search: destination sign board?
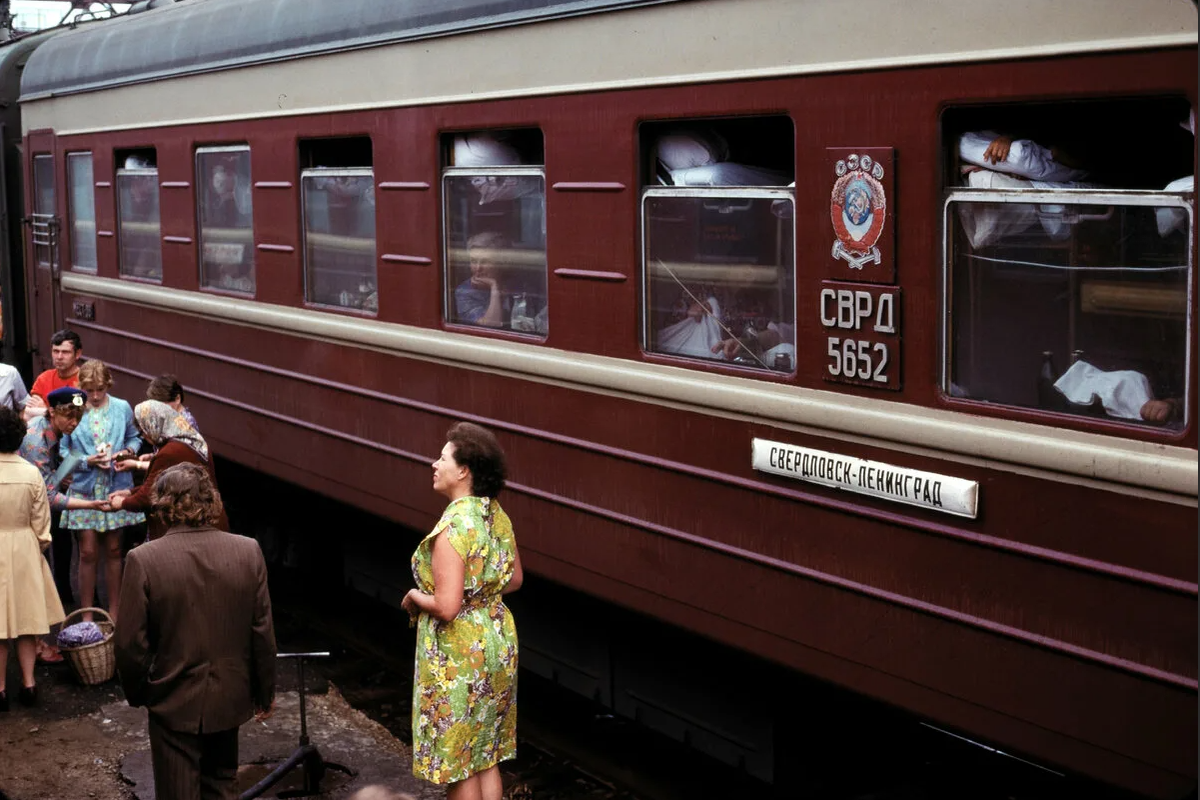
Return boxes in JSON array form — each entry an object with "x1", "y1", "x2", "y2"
[{"x1": 751, "y1": 438, "x2": 979, "y2": 518}]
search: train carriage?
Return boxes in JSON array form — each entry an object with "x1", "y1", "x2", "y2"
[{"x1": 11, "y1": 0, "x2": 1197, "y2": 795}]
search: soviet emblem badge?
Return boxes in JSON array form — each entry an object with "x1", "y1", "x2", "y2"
[{"x1": 830, "y1": 153, "x2": 887, "y2": 269}]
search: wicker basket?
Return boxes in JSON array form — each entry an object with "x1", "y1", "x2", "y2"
[{"x1": 59, "y1": 607, "x2": 116, "y2": 685}]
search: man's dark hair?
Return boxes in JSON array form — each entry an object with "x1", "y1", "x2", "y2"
[
  {"x1": 446, "y1": 421, "x2": 507, "y2": 498},
  {"x1": 151, "y1": 463, "x2": 224, "y2": 528},
  {"x1": 50, "y1": 329, "x2": 82, "y2": 351},
  {"x1": 0, "y1": 406, "x2": 25, "y2": 453},
  {"x1": 147, "y1": 374, "x2": 185, "y2": 404}
]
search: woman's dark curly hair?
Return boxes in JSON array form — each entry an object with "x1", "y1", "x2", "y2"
[
  {"x1": 150, "y1": 463, "x2": 225, "y2": 528},
  {"x1": 0, "y1": 405, "x2": 25, "y2": 453},
  {"x1": 446, "y1": 421, "x2": 507, "y2": 498}
]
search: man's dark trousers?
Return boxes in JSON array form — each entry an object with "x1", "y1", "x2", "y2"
[{"x1": 147, "y1": 714, "x2": 239, "y2": 800}]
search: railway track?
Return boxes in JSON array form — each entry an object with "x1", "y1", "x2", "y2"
[
  {"x1": 221, "y1": 460, "x2": 1148, "y2": 800},
  {"x1": 270, "y1": 573, "x2": 763, "y2": 800},
  {"x1": 267, "y1": 567, "x2": 1142, "y2": 800}
]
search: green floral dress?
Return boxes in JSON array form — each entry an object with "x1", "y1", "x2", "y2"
[{"x1": 411, "y1": 495, "x2": 519, "y2": 784}]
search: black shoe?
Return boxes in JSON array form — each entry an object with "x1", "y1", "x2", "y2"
[
  {"x1": 17, "y1": 686, "x2": 36, "y2": 708},
  {"x1": 0, "y1": 690, "x2": 8, "y2": 712}
]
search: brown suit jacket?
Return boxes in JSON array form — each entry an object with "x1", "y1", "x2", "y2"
[{"x1": 115, "y1": 525, "x2": 276, "y2": 733}]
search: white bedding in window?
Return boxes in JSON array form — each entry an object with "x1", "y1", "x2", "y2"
[
  {"x1": 958, "y1": 169, "x2": 1098, "y2": 249},
  {"x1": 1156, "y1": 175, "x2": 1193, "y2": 237},
  {"x1": 958, "y1": 131, "x2": 1088, "y2": 183}
]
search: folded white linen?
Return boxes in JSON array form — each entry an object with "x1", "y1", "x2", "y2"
[{"x1": 1053, "y1": 360, "x2": 1153, "y2": 420}]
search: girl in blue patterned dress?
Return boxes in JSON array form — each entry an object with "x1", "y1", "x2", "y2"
[{"x1": 59, "y1": 361, "x2": 143, "y2": 623}]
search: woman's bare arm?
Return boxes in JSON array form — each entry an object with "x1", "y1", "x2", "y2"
[{"x1": 402, "y1": 531, "x2": 466, "y2": 623}]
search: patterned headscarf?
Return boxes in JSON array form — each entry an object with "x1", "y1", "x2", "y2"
[{"x1": 134, "y1": 400, "x2": 209, "y2": 461}]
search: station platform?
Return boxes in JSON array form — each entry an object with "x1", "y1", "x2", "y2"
[{"x1": 0, "y1": 654, "x2": 434, "y2": 800}]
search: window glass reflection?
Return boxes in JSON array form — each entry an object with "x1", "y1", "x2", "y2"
[
  {"x1": 197, "y1": 147, "x2": 254, "y2": 294},
  {"x1": 949, "y1": 199, "x2": 1189, "y2": 429},
  {"x1": 301, "y1": 170, "x2": 376, "y2": 313},
  {"x1": 644, "y1": 193, "x2": 796, "y2": 371},
  {"x1": 443, "y1": 172, "x2": 547, "y2": 335},
  {"x1": 117, "y1": 169, "x2": 162, "y2": 281},
  {"x1": 67, "y1": 153, "x2": 97, "y2": 272}
]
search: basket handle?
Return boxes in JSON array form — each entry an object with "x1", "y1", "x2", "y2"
[{"x1": 62, "y1": 607, "x2": 114, "y2": 628}]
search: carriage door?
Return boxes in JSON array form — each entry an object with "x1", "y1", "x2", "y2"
[{"x1": 28, "y1": 152, "x2": 61, "y2": 365}]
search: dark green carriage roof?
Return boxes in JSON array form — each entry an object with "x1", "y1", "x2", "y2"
[{"x1": 20, "y1": 0, "x2": 686, "y2": 100}]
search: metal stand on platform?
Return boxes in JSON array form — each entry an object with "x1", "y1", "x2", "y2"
[{"x1": 239, "y1": 652, "x2": 355, "y2": 800}]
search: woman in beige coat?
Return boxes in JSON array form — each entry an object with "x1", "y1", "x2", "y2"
[{"x1": 0, "y1": 405, "x2": 65, "y2": 709}]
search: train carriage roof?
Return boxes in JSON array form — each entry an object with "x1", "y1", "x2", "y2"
[{"x1": 20, "y1": 0, "x2": 686, "y2": 99}]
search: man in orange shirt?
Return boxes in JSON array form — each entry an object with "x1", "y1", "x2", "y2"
[{"x1": 27, "y1": 330, "x2": 83, "y2": 413}]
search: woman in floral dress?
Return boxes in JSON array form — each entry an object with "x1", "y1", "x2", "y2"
[
  {"x1": 59, "y1": 361, "x2": 143, "y2": 623},
  {"x1": 402, "y1": 422, "x2": 523, "y2": 800}
]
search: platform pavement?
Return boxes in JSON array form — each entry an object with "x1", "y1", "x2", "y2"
[{"x1": 0, "y1": 656, "x2": 438, "y2": 799}]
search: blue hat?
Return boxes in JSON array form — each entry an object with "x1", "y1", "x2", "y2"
[{"x1": 46, "y1": 387, "x2": 86, "y2": 409}]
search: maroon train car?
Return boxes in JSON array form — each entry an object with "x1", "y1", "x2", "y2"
[{"x1": 16, "y1": 0, "x2": 1198, "y2": 795}]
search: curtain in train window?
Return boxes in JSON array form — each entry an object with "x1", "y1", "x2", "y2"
[
  {"x1": 300, "y1": 168, "x2": 376, "y2": 313},
  {"x1": 946, "y1": 196, "x2": 1191, "y2": 430},
  {"x1": 642, "y1": 189, "x2": 797, "y2": 371},
  {"x1": 32, "y1": 154, "x2": 54, "y2": 269},
  {"x1": 196, "y1": 146, "x2": 254, "y2": 294},
  {"x1": 67, "y1": 153, "x2": 97, "y2": 272},
  {"x1": 116, "y1": 168, "x2": 162, "y2": 281},
  {"x1": 443, "y1": 170, "x2": 547, "y2": 334}
]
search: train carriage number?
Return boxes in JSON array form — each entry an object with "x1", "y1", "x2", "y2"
[{"x1": 818, "y1": 282, "x2": 901, "y2": 391}]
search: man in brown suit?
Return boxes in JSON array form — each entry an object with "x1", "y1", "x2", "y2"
[{"x1": 115, "y1": 462, "x2": 276, "y2": 800}]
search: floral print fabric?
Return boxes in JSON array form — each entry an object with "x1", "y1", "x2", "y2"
[
  {"x1": 133, "y1": 400, "x2": 209, "y2": 460},
  {"x1": 411, "y1": 495, "x2": 518, "y2": 784},
  {"x1": 19, "y1": 416, "x2": 67, "y2": 511},
  {"x1": 61, "y1": 402, "x2": 144, "y2": 531}
]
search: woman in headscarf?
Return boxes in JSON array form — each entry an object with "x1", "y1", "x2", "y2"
[{"x1": 108, "y1": 400, "x2": 227, "y2": 541}]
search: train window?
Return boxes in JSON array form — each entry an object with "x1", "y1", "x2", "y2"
[
  {"x1": 31, "y1": 154, "x2": 55, "y2": 269},
  {"x1": 196, "y1": 146, "x2": 254, "y2": 294},
  {"x1": 943, "y1": 98, "x2": 1194, "y2": 431},
  {"x1": 116, "y1": 149, "x2": 162, "y2": 282},
  {"x1": 301, "y1": 168, "x2": 376, "y2": 313},
  {"x1": 442, "y1": 130, "x2": 547, "y2": 336},
  {"x1": 67, "y1": 153, "x2": 97, "y2": 273},
  {"x1": 640, "y1": 118, "x2": 796, "y2": 371},
  {"x1": 299, "y1": 137, "x2": 376, "y2": 313}
]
